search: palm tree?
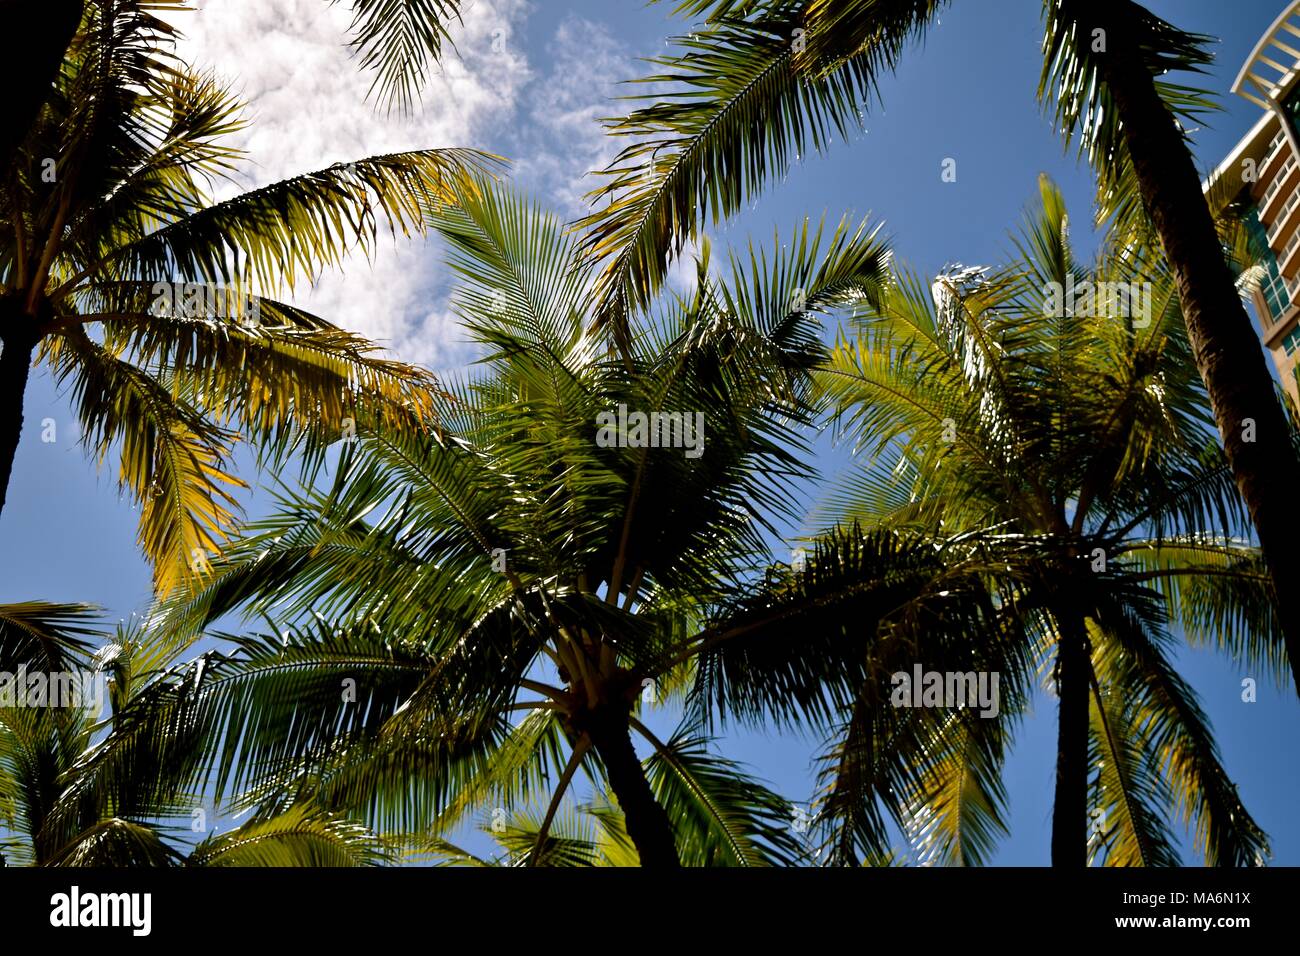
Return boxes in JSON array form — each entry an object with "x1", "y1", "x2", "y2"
[
  {"x1": 63, "y1": 175, "x2": 988, "y2": 867},
  {"x1": 421, "y1": 737, "x2": 805, "y2": 866},
  {"x1": 0, "y1": 0, "x2": 494, "y2": 593},
  {"x1": 0, "y1": 603, "x2": 390, "y2": 866},
  {"x1": 36, "y1": 174, "x2": 1267, "y2": 867},
  {"x1": 802, "y1": 177, "x2": 1273, "y2": 866},
  {"x1": 577, "y1": 0, "x2": 1300, "y2": 698},
  {"x1": 1, "y1": 0, "x2": 464, "y2": 176}
]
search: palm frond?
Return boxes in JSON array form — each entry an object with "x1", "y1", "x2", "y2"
[
  {"x1": 634, "y1": 718, "x2": 807, "y2": 866},
  {"x1": 339, "y1": 0, "x2": 464, "y2": 113},
  {"x1": 576, "y1": 0, "x2": 890, "y2": 340},
  {"x1": 189, "y1": 804, "x2": 390, "y2": 866},
  {"x1": 0, "y1": 601, "x2": 100, "y2": 673}
]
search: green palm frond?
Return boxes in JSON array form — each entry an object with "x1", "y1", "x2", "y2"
[
  {"x1": 1090, "y1": 587, "x2": 1269, "y2": 867},
  {"x1": 64, "y1": 149, "x2": 499, "y2": 295},
  {"x1": 901, "y1": 709, "x2": 1013, "y2": 867},
  {"x1": 189, "y1": 804, "x2": 391, "y2": 866},
  {"x1": 489, "y1": 804, "x2": 603, "y2": 867},
  {"x1": 47, "y1": 330, "x2": 245, "y2": 595},
  {"x1": 417, "y1": 835, "x2": 497, "y2": 867},
  {"x1": 45, "y1": 623, "x2": 438, "y2": 831},
  {"x1": 576, "y1": 1, "x2": 884, "y2": 341},
  {"x1": 634, "y1": 718, "x2": 807, "y2": 866},
  {"x1": 2, "y1": 697, "x2": 102, "y2": 866},
  {"x1": 0, "y1": 602, "x2": 101, "y2": 673},
  {"x1": 428, "y1": 706, "x2": 579, "y2": 837},
  {"x1": 1118, "y1": 538, "x2": 1288, "y2": 688},
  {"x1": 339, "y1": 0, "x2": 464, "y2": 113},
  {"x1": 63, "y1": 287, "x2": 449, "y2": 459},
  {"x1": 47, "y1": 817, "x2": 182, "y2": 868},
  {"x1": 1086, "y1": 644, "x2": 1182, "y2": 867},
  {"x1": 425, "y1": 173, "x2": 596, "y2": 367},
  {"x1": 693, "y1": 525, "x2": 1026, "y2": 732}
]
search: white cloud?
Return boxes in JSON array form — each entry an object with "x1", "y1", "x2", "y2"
[
  {"x1": 170, "y1": 0, "x2": 529, "y2": 367},
  {"x1": 177, "y1": 0, "x2": 529, "y2": 181},
  {"x1": 507, "y1": 15, "x2": 632, "y2": 215},
  {"x1": 166, "y1": 2, "x2": 634, "y2": 370}
]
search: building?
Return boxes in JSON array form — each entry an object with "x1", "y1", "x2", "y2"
[{"x1": 1206, "y1": 1, "x2": 1300, "y2": 408}]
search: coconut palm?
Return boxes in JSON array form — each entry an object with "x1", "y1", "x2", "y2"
[
  {"x1": 55, "y1": 176, "x2": 1026, "y2": 867},
  {"x1": 800, "y1": 177, "x2": 1274, "y2": 866},
  {"x1": 0, "y1": 604, "x2": 390, "y2": 866},
  {"x1": 72, "y1": 177, "x2": 1275, "y2": 868},
  {"x1": 0, "y1": 0, "x2": 494, "y2": 593},
  {"x1": 578, "y1": 0, "x2": 1300, "y2": 697}
]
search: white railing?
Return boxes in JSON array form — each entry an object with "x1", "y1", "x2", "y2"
[
  {"x1": 1269, "y1": 190, "x2": 1300, "y2": 241},
  {"x1": 1263, "y1": 154, "x2": 1297, "y2": 206},
  {"x1": 1265, "y1": 129, "x2": 1288, "y2": 168},
  {"x1": 1281, "y1": 228, "x2": 1300, "y2": 264}
]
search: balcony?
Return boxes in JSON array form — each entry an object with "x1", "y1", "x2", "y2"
[
  {"x1": 1269, "y1": 189, "x2": 1300, "y2": 250},
  {"x1": 1262, "y1": 128, "x2": 1292, "y2": 182},
  {"x1": 1281, "y1": 233, "x2": 1300, "y2": 279},
  {"x1": 1263, "y1": 303, "x2": 1300, "y2": 349},
  {"x1": 1260, "y1": 156, "x2": 1300, "y2": 223}
]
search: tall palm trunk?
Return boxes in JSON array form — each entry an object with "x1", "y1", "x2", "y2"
[
  {"x1": 1051, "y1": 611, "x2": 1090, "y2": 867},
  {"x1": 585, "y1": 702, "x2": 680, "y2": 867},
  {"x1": 0, "y1": 0, "x2": 83, "y2": 172},
  {"x1": 0, "y1": 0, "x2": 79, "y2": 520},
  {"x1": 1074, "y1": 0, "x2": 1300, "y2": 696},
  {"x1": 0, "y1": 302, "x2": 38, "y2": 518}
]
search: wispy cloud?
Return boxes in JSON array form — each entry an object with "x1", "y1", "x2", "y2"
[
  {"x1": 506, "y1": 15, "x2": 633, "y2": 215},
  {"x1": 166, "y1": 2, "x2": 641, "y2": 372},
  {"x1": 172, "y1": 0, "x2": 534, "y2": 368}
]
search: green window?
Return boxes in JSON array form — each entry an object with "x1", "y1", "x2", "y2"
[
  {"x1": 1283, "y1": 325, "x2": 1300, "y2": 357},
  {"x1": 1246, "y1": 207, "x2": 1292, "y2": 322}
]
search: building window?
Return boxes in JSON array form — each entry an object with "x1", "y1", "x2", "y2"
[
  {"x1": 1246, "y1": 207, "x2": 1293, "y2": 324},
  {"x1": 1284, "y1": 325, "x2": 1300, "y2": 357}
]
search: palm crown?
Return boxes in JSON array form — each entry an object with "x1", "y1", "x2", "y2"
[
  {"x1": 0, "y1": 602, "x2": 395, "y2": 866},
  {"x1": 576, "y1": 0, "x2": 1300, "y2": 697},
  {"x1": 59, "y1": 175, "x2": 944, "y2": 867},
  {"x1": 0, "y1": 0, "x2": 495, "y2": 593},
  {"x1": 809, "y1": 177, "x2": 1276, "y2": 866}
]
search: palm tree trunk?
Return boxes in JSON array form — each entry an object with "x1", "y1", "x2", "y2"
[
  {"x1": 585, "y1": 704, "x2": 680, "y2": 867},
  {"x1": 0, "y1": 309, "x2": 38, "y2": 518},
  {"x1": 1075, "y1": 0, "x2": 1300, "y2": 697},
  {"x1": 0, "y1": 0, "x2": 83, "y2": 172},
  {"x1": 1051, "y1": 612, "x2": 1090, "y2": 867}
]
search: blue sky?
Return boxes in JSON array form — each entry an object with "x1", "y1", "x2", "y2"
[{"x1": 3, "y1": 0, "x2": 1298, "y2": 865}]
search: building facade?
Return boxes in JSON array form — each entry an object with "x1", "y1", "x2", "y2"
[{"x1": 1208, "y1": 1, "x2": 1300, "y2": 408}]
